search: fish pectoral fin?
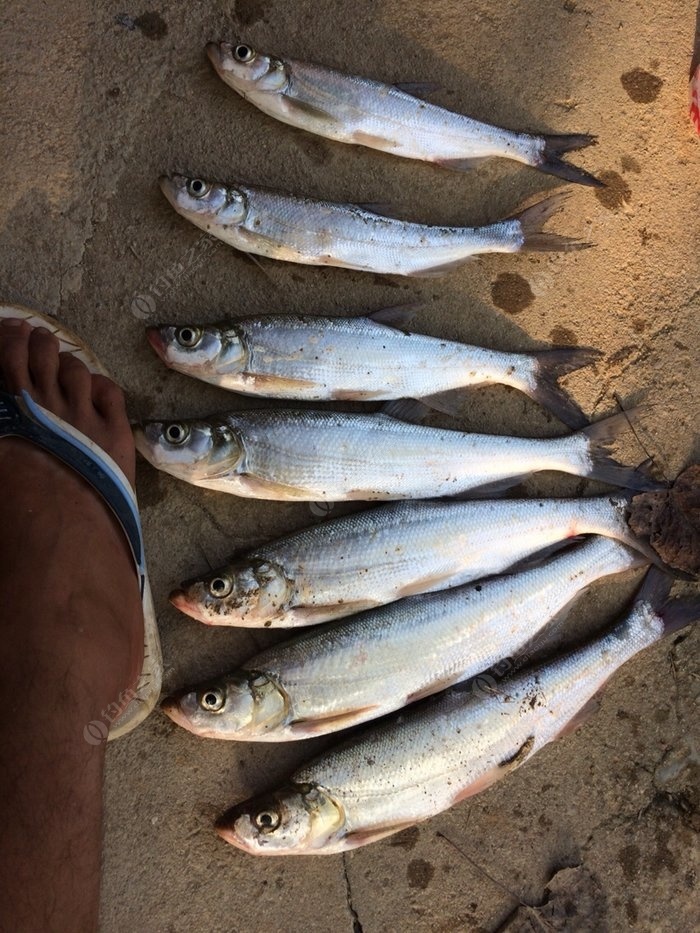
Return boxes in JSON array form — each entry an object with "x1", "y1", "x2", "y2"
[
  {"x1": 554, "y1": 694, "x2": 604, "y2": 740},
  {"x1": 435, "y1": 156, "x2": 491, "y2": 172},
  {"x1": 247, "y1": 373, "x2": 319, "y2": 394},
  {"x1": 409, "y1": 257, "x2": 475, "y2": 277},
  {"x1": 289, "y1": 705, "x2": 381, "y2": 737},
  {"x1": 284, "y1": 96, "x2": 341, "y2": 125},
  {"x1": 343, "y1": 820, "x2": 418, "y2": 850},
  {"x1": 291, "y1": 600, "x2": 381, "y2": 626},
  {"x1": 452, "y1": 736, "x2": 536, "y2": 804}
]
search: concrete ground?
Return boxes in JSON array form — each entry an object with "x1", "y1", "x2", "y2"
[{"x1": 2, "y1": 0, "x2": 699, "y2": 929}]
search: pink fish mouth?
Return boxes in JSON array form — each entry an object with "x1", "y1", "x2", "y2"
[
  {"x1": 169, "y1": 587, "x2": 213, "y2": 625},
  {"x1": 146, "y1": 326, "x2": 166, "y2": 360}
]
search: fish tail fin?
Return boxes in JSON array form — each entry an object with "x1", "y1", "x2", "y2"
[
  {"x1": 636, "y1": 566, "x2": 700, "y2": 638},
  {"x1": 537, "y1": 134, "x2": 604, "y2": 188},
  {"x1": 527, "y1": 346, "x2": 601, "y2": 428},
  {"x1": 581, "y1": 410, "x2": 664, "y2": 491},
  {"x1": 513, "y1": 191, "x2": 590, "y2": 252}
]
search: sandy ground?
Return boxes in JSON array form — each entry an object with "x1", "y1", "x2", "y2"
[{"x1": 2, "y1": 0, "x2": 699, "y2": 929}]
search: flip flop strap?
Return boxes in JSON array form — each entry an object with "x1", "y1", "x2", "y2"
[{"x1": 0, "y1": 389, "x2": 145, "y2": 597}]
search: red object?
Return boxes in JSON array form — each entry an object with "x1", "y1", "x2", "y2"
[{"x1": 691, "y1": 65, "x2": 700, "y2": 134}]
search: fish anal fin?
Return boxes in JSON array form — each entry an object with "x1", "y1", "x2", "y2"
[
  {"x1": 406, "y1": 673, "x2": 461, "y2": 705},
  {"x1": 452, "y1": 736, "x2": 536, "y2": 805},
  {"x1": 289, "y1": 704, "x2": 381, "y2": 737},
  {"x1": 344, "y1": 821, "x2": 418, "y2": 850},
  {"x1": 554, "y1": 694, "x2": 604, "y2": 740},
  {"x1": 447, "y1": 473, "x2": 533, "y2": 499},
  {"x1": 409, "y1": 257, "x2": 474, "y2": 277},
  {"x1": 351, "y1": 130, "x2": 398, "y2": 152},
  {"x1": 380, "y1": 398, "x2": 433, "y2": 424},
  {"x1": 435, "y1": 156, "x2": 490, "y2": 172},
  {"x1": 395, "y1": 570, "x2": 459, "y2": 599},
  {"x1": 420, "y1": 388, "x2": 467, "y2": 417}
]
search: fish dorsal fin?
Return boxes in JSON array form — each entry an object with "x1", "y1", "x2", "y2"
[
  {"x1": 355, "y1": 201, "x2": 400, "y2": 218},
  {"x1": 367, "y1": 303, "x2": 421, "y2": 332},
  {"x1": 394, "y1": 81, "x2": 441, "y2": 98}
]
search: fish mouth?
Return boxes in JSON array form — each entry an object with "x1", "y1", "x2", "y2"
[
  {"x1": 206, "y1": 41, "x2": 227, "y2": 72},
  {"x1": 159, "y1": 174, "x2": 186, "y2": 207},
  {"x1": 169, "y1": 587, "x2": 212, "y2": 624},
  {"x1": 146, "y1": 326, "x2": 166, "y2": 360}
]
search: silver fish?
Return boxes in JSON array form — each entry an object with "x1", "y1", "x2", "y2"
[
  {"x1": 146, "y1": 310, "x2": 598, "y2": 428},
  {"x1": 162, "y1": 537, "x2": 647, "y2": 741},
  {"x1": 207, "y1": 41, "x2": 601, "y2": 188},
  {"x1": 216, "y1": 574, "x2": 696, "y2": 855},
  {"x1": 170, "y1": 495, "x2": 653, "y2": 628},
  {"x1": 133, "y1": 408, "x2": 651, "y2": 502},
  {"x1": 159, "y1": 176, "x2": 586, "y2": 276}
]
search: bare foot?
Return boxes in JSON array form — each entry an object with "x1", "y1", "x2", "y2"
[
  {"x1": 0, "y1": 317, "x2": 143, "y2": 695},
  {"x1": 0, "y1": 317, "x2": 144, "y2": 932}
]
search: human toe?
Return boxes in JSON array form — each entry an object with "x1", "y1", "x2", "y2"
[
  {"x1": 0, "y1": 319, "x2": 32, "y2": 394},
  {"x1": 28, "y1": 327, "x2": 62, "y2": 406}
]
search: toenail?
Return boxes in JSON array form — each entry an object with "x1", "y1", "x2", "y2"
[
  {"x1": 1, "y1": 318, "x2": 23, "y2": 327},
  {"x1": 34, "y1": 326, "x2": 51, "y2": 336}
]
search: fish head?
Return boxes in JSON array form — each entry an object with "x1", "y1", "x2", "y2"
[
  {"x1": 206, "y1": 40, "x2": 288, "y2": 94},
  {"x1": 216, "y1": 782, "x2": 345, "y2": 855},
  {"x1": 147, "y1": 323, "x2": 247, "y2": 377},
  {"x1": 161, "y1": 670, "x2": 289, "y2": 739},
  {"x1": 133, "y1": 416, "x2": 244, "y2": 483},
  {"x1": 159, "y1": 174, "x2": 247, "y2": 228},
  {"x1": 170, "y1": 558, "x2": 292, "y2": 626}
]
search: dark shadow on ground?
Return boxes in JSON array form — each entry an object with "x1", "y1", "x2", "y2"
[{"x1": 691, "y1": 1, "x2": 700, "y2": 75}]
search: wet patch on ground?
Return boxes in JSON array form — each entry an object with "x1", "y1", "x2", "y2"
[
  {"x1": 620, "y1": 68, "x2": 664, "y2": 102},
  {"x1": 491, "y1": 273, "x2": 534, "y2": 314},
  {"x1": 595, "y1": 171, "x2": 632, "y2": 210}
]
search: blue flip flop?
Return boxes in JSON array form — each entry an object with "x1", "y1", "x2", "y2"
[{"x1": 0, "y1": 305, "x2": 162, "y2": 739}]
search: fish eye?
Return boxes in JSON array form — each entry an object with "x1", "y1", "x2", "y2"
[
  {"x1": 254, "y1": 809, "x2": 280, "y2": 832},
  {"x1": 234, "y1": 44, "x2": 256, "y2": 63},
  {"x1": 186, "y1": 178, "x2": 210, "y2": 199},
  {"x1": 209, "y1": 576, "x2": 233, "y2": 598},
  {"x1": 176, "y1": 326, "x2": 202, "y2": 348},
  {"x1": 199, "y1": 687, "x2": 225, "y2": 712},
  {"x1": 164, "y1": 422, "x2": 190, "y2": 445}
]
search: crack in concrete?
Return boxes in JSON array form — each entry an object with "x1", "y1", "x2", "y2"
[{"x1": 341, "y1": 854, "x2": 363, "y2": 933}]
